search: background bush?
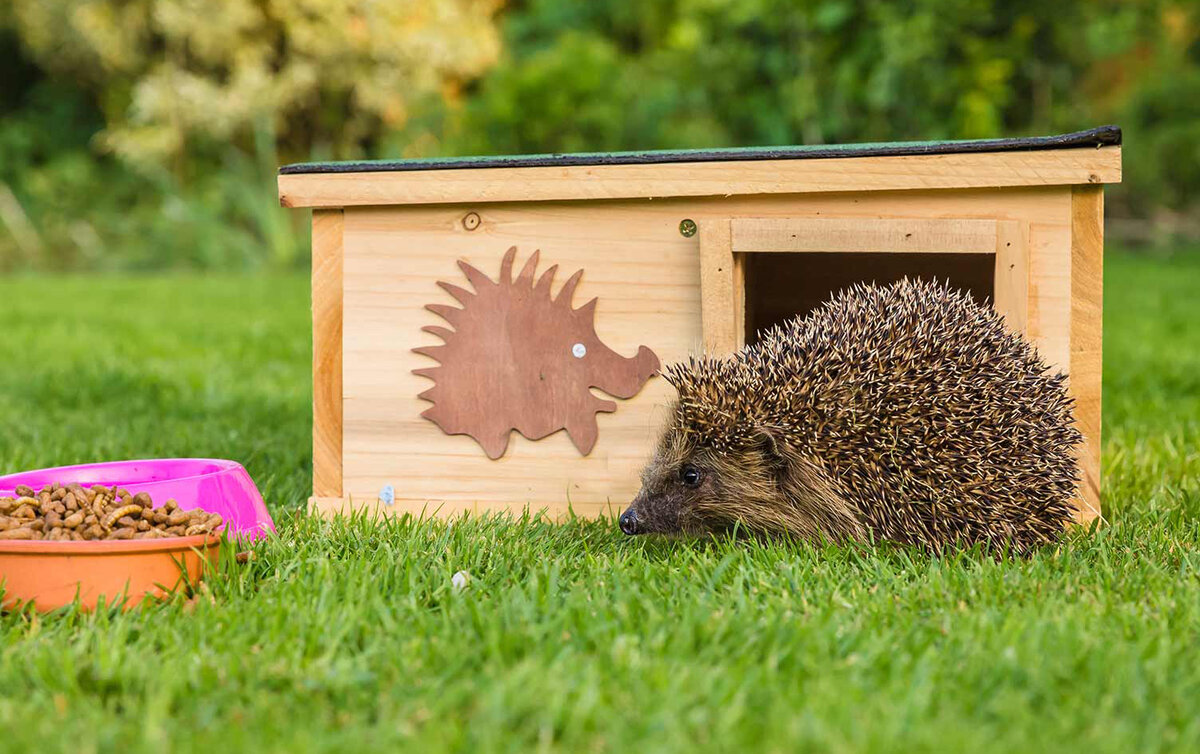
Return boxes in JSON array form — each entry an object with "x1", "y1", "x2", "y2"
[{"x1": 1, "y1": 0, "x2": 1197, "y2": 271}]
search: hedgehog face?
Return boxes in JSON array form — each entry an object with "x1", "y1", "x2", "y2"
[
  {"x1": 623, "y1": 409, "x2": 866, "y2": 543},
  {"x1": 620, "y1": 422, "x2": 779, "y2": 537}
]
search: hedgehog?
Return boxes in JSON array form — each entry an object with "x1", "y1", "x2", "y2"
[{"x1": 619, "y1": 277, "x2": 1082, "y2": 554}]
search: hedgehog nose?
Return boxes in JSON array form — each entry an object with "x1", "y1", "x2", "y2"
[{"x1": 619, "y1": 509, "x2": 640, "y2": 535}]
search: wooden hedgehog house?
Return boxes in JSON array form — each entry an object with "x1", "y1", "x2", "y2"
[{"x1": 278, "y1": 126, "x2": 1121, "y2": 524}]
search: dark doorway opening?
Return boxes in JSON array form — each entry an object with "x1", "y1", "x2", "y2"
[{"x1": 743, "y1": 251, "x2": 995, "y2": 345}]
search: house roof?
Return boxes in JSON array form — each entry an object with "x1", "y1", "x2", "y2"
[{"x1": 279, "y1": 126, "x2": 1120, "y2": 175}]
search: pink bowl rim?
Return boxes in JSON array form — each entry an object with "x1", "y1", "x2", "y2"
[
  {"x1": 0, "y1": 533, "x2": 221, "y2": 555},
  {"x1": 0, "y1": 458, "x2": 250, "y2": 489}
]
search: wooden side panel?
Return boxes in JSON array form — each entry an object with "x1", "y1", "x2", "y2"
[
  {"x1": 699, "y1": 220, "x2": 740, "y2": 354},
  {"x1": 337, "y1": 187, "x2": 1077, "y2": 518},
  {"x1": 1026, "y1": 191, "x2": 1074, "y2": 375},
  {"x1": 993, "y1": 220, "x2": 1030, "y2": 335},
  {"x1": 1071, "y1": 186, "x2": 1104, "y2": 522},
  {"x1": 732, "y1": 217, "x2": 998, "y2": 254},
  {"x1": 279, "y1": 147, "x2": 1121, "y2": 209},
  {"x1": 312, "y1": 210, "x2": 344, "y2": 498}
]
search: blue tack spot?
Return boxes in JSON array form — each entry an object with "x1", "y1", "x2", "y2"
[{"x1": 380, "y1": 485, "x2": 395, "y2": 505}]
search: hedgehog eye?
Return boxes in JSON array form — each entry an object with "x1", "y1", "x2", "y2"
[{"x1": 679, "y1": 464, "x2": 701, "y2": 487}]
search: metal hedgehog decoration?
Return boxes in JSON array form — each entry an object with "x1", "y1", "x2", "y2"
[{"x1": 414, "y1": 246, "x2": 660, "y2": 459}]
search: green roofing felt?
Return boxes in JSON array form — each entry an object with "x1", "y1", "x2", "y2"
[{"x1": 279, "y1": 126, "x2": 1120, "y2": 175}]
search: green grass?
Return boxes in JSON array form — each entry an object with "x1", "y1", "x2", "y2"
[{"x1": 0, "y1": 251, "x2": 1197, "y2": 753}]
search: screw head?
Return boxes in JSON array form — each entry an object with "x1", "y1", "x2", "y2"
[
  {"x1": 463, "y1": 212, "x2": 481, "y2": 231},
  {"x1": 679, "y1": 218, "x2": 697, "y2": 237}
]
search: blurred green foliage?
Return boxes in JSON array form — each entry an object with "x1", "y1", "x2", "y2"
[{"x1": 1, "y1": 0, "x2": 1198, "y2": 270}]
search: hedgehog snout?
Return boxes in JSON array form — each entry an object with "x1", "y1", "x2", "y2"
[{"x1": 618, "y1": 508, "x2": 640, "y2": 535}]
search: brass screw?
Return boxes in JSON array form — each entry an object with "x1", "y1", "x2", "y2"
[
  {"x1": 679, "y1": 218, "x2": 697, "y2": 237},
  {"x1": 463, "y1": 212, "x2": 481, "y2": 231}
]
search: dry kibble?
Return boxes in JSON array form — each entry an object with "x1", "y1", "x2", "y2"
[
  {"x1": 14, "y1": 485, "x2": 35, "y2": 497},
  {"x1": 1, "y1": 483, "x2": 224, "y2": 542}
]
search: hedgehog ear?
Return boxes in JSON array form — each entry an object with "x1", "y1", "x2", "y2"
[{"x1": 753, "y1": 425, "x2": 787, "y2": 466}]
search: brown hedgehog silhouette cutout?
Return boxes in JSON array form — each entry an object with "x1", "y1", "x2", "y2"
[{"x1": 413, "y1": 246, "x2": 660, "y2": 459}]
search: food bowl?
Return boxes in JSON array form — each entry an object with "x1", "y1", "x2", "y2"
[
  {"x1": 0, "y1": 459, "x2": 275, "y2": 611},
  {"x1": 0, "y1": 535, "x2": 220, "y2": 611}
]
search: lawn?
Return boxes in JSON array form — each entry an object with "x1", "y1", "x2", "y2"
[{"x1": 0, "y1": 250, "x2": 1197, "y2": 753}]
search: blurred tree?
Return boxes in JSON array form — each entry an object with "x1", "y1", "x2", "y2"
[
  {"x1": 7, "y1": 0, "x2": 502, "y2": 169},
  {"x1": 431, "y1": 0, "x2": 1129, "y2": 150},
  {"x1": 1, "y1": 0, "x2": 1198, "y2": 269},
  {"x1": 1092, "y1": 3, "x2": 1200, "y2": 225},
  {"x1": 416, "y1": 0, "x2": 1197, "y2": 221}
]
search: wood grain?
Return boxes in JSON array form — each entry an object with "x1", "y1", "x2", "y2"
[
  {"x1": 414, "y1": 246, "x2": 660, "y2": 459},
  {"x1": 732, "y1": 217, "x2": 998, "y2": 254},
  {"x1": 312, "y1": 209, "x2": 344, "y2": 498},
  {"x1": 993, "y1": 220, "x2": 1030, "y2": 335},
  {"x1": 1071, "y1": 185, "x2": 1104, "y2": 523},
  {"x1": 334, "y1": 187, "x2": 1088, "y2": 518},
  {"x1": 699, "y1": 219, "x2": 739, "y2": 354},
  {"x1": 279, "y1": 147, "x2": 1121, "y2": 208}
]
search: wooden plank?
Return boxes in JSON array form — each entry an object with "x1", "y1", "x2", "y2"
[
  {"x1": 732, "y1": 217, "x2": 998, "y2": 254},
  {"x1": 1027, "y1": 213, "x2": 1073, "y2": 375},
  {"x1": 1071, "y1": 185, "x2": 1104, "y2": 523},
  {"x1": 309, "y1": 496, "x2": 616, "y2": 521},
  {"x1": 699, "y1": 219, "x2": 739, "y2": 354},
  {"x1": 312, "y1": 209, "x2": 344, "y2": 498},
  {"x1": 336, "y1": 187, "x2": 1076, "y2": 519},
  {"x1": 279, "y1": 147, "x2": 1122, "y2": 208},
  {"x1": 993, "y1": 220, "x2": 1030, "y2": 335},
  {"x1": 732, "y1": 250, "x2": 746, "y2": 351}
]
